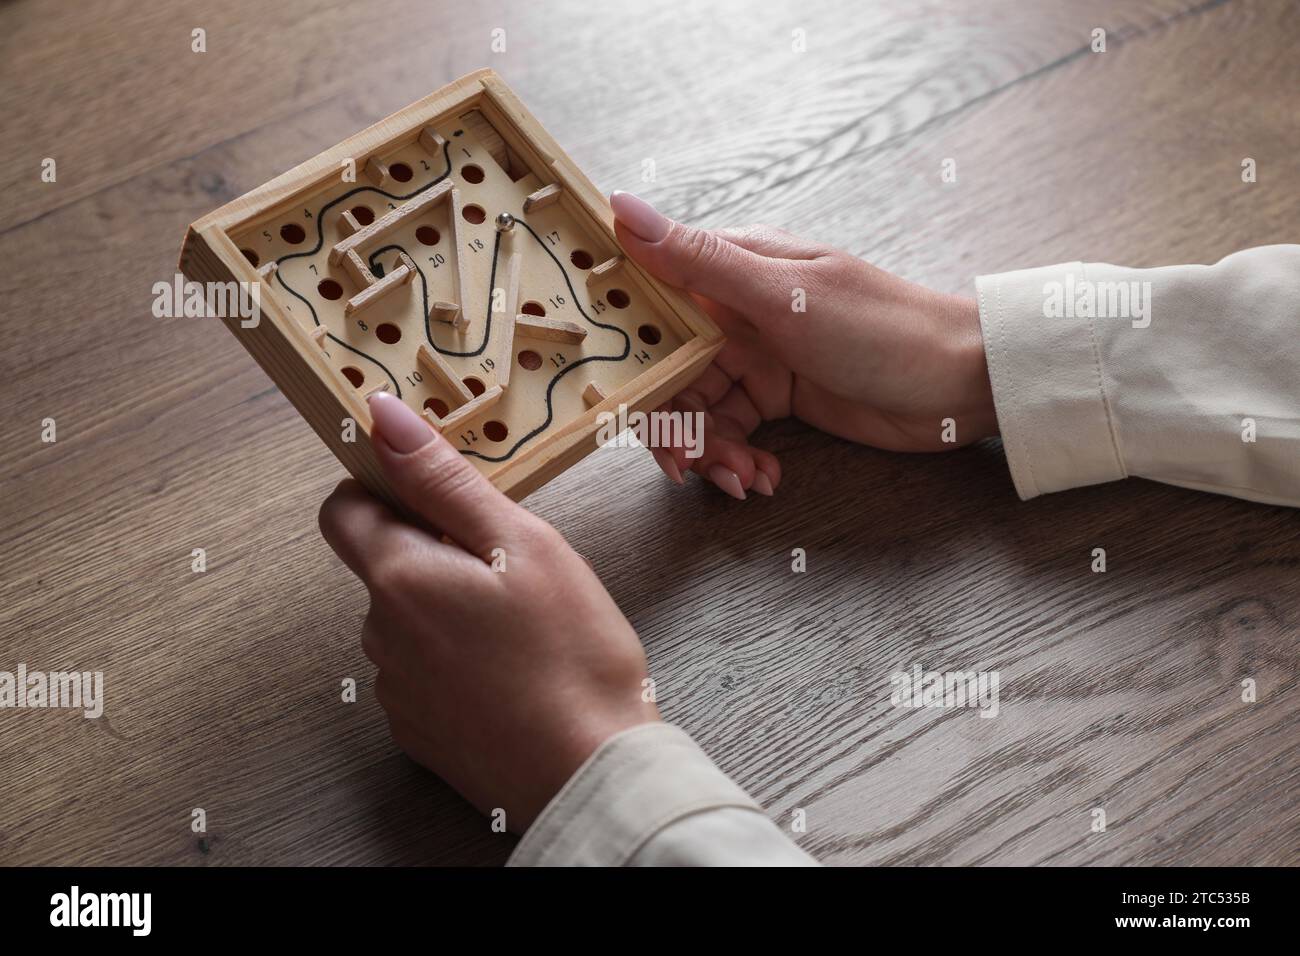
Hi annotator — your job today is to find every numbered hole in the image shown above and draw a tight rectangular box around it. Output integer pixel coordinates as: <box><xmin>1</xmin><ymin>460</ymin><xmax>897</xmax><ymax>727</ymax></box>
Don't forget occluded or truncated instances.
<box><xmin>607</xmin><ymin>288</ymin><xmax>631</xmax><ymax>309</ymax></box>
<box><xmin>517</xmin><ymin>349</ymin><xmax>542</xmax><ymax>371</ymax></box>
<box><xmin>424</xmin><ymin>397</ymin><xmax>449</xmax><ymax>418</ymax></box>
<box><xmin>463</xmin><ymin>376</ymin><xmax>486</xmax><ymax>397</ymax></box>
<box><xmin>416</xmin><ymin>225</ymin><xmax>441</xmax><ymax>246</ymax></box>
<box><xmin>390</xmin><ymin>162</ymin><xmax>413</xmax><ymax>183</ymax></box>
<box><xmin>570</xmin><ymin>249</ymin><xmax>594</xmax><ymax>270</ymax></box>
<box><xmin>483</xmin><ymin>420</ymin><xmax>509</xmax><ymax>443</ymax></box>
<box><xmin>341</xmin><ymin>366</ymin><xmax>364</xmax><ymax>388</ymax></box>
<box><xmin>521</xmin><ymin>300</ymin><xmax>546</xmax><ymax>317</ymax></box>
<box><xmin>461</xmin><ymin>164</ymin><xmax>485</xmax><ymax>184</ymax></box>
<box><xmin>317</xmin><ymin>278</ymin><xmax>343</xmax><ymax>300</ymax></box>
<box><xmin>375</xmin><ymin>322</ymin><xmax>401</xmax><ymax>344</ymax></box>
<box><xmin>351</xmin><ymin>205</ymin><xmax>375</xmax><ymax>226</ymax></box>
<box><xmin>241</xmin><ymin>248</ymin><xmax>260</xmax><ymax>266</ymax></box>
<box><xmin>280</xmin><ymin>223</ymin><xmax>306</xmax><ymax>244</ymax></box>
<box><xmin>637</xmin><ymin>324</ymin><xmax>662</xmax><ymax>346</ymax></box>
<box><xmin>462</xmin><ymin>203</ymin><xmax>486</xmax><ymax>225</ymax></box>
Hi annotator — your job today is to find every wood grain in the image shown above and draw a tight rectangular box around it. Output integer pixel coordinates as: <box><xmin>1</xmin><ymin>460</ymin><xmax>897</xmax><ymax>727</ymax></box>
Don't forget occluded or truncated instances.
<box><xmin>0</xmin><ymin>0</ymin><xmax>1296</xmax><ymax>866</ymax></box>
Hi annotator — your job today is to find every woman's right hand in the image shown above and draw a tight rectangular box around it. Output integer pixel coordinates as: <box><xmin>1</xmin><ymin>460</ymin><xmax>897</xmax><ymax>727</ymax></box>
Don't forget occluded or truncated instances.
<box><xmin>610</xmin><ymin>191</ymin><xmax>999</xmax><ymax>499</ymax></box>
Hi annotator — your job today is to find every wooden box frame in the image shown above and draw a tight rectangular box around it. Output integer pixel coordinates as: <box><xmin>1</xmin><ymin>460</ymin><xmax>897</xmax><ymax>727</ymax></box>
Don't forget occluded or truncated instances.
<box><xmin>180</xmin><ymin>69</ymin><xmax>722</xmax><ymax>502</ymax></box>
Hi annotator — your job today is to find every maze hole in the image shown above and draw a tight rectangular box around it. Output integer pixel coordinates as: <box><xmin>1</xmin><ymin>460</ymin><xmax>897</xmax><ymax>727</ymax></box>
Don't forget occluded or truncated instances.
<box><xmin>342</xmin><ymin>366</ymin><xmax>364</xmax><ymax>388</ymax></box>
<box><xmin>463</xmin><ymin>376</ymin><xmax>486</xmax><ymax>397</ymax></box>
<box><xmin>518</xmin><ymin>349</ymin><xmax>542</xmax><ymax>371</ymax></box>
<box><xmin>424</xmin><ymin>397</ymin><xmax>449</xmax><ymax>418</ymax></box>
<box><xmin>461</xmin><ymin>164</ymin><xmax>485</xmax><ymax>184</ymax></box>
<box><xmin>638</xmin><ymin>324</ymin><xmax>662</xmax><ymax>346</ymax></box>
<box><xmin>570</xmin><ymin>249</ymin><xmax>594</xmax><ymax>270</ymax></box>
<box><xmin>351</xmin><ymin>205</ymin><xmax>375</xmax><ymax>226</ymax></box>
<box><xmin>317</xmin><ymin>278</ymin><xmax>343</xmax><ymax>300</ymax></box>
<box><xmin>390</xmin><ymin>162</ymin><xmax>413</xmax><ymax>183</ymax></box>
<box><xmin>462</xmin><ymin>203</ymin><xmax>486</xmax><ymax>225</ymax></box>
<box><xmin>241</xmin><ymin>248</ymin><xmax>259</xmax><ymax>266</ymax></box>
<box><xmin>521</xmin><ymin>300</ymin><xmax>546</xmax><ymax>317</ymax></box>
<box><xmin>483</xmin><ymin>420</ymin><xmax>509</xmax><ymax>443</ymax></box>
<box><xmin>280</xmin><ymin>223</ymin><xmax>306</xmax><ymax>244</ymax></box>
<box><xmin>376</xmin><ymin>323</ymin><xmax>401</xmax><ymax>344</ymax></box>
<box><xmin>416</xmin><ymin>225</ymin><xmax>441</xmax><ymax>246</ymax></box>
<box><xmin>607</xmin><ymin>288</ymin><xmax>631</xmax><ymax>309</ymax></box>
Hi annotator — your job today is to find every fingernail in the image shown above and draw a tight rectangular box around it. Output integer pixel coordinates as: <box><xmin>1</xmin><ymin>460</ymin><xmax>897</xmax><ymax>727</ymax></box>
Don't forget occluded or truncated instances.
<box><xmin>610</xmin><ymin>191</ymin><xmax>672</xmax><ymax>243</ymax></box>
<box><xmin>673</xmin><ymin>394</ymin><xmax>714</xmax><ymax>431</ymax></box>
<box><xmin>653</xmin><ymin>448</ymin><xmax>684</xmax><ymax>485</ymax></box>
<box><xmin>751</xmin><ymin>470</ymin><xmax>774</xmax><ymax>496</ymax></box>
<box><xmin>368</xmin><ymin>392</ymin><xmax>435</xmax><ymax>454</ymax></box>
<box><xmin>707</xmin><ymin>464</ymin><xmax>746</xmax><ymax>501</ymax></box>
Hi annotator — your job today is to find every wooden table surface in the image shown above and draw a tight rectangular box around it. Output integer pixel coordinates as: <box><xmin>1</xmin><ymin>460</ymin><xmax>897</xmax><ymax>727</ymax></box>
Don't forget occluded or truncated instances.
<box><xmin>1</xmin><ymin>0</ymin><xmax>1296</xmax><ymax>866</ymax></box>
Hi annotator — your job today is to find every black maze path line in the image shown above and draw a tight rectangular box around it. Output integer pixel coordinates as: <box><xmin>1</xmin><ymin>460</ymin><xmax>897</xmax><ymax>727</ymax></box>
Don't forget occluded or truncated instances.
<box><xmin>270</xmin><ymin>139</ymin><xmax>455</xmax><ymax>398</ymax></box>
<box><xmin>271</xmin><ymin>143</ymin><xmax>634</xmax><ymax>463</ymax></box>
<box><xmin>458</xmin><ymin>218</ymin><xmax>631</xmax><ymax>463</ymax></box>
<box><xmin>369</xmin><ymin>219</ymin><xmax>631</xmax><ymax>462</ymax></box>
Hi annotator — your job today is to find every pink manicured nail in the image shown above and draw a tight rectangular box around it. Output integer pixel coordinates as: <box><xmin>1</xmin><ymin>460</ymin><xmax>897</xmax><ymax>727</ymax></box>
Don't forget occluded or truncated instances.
<box><xmin>651</xmin><ymin>447</ymin><xmax>684</xmax><ymax>485</ymax></box>
<box><xmin>751</xmin><ymin>470</ymin><xmax>774</xmax><ymax>496</ymax></box>
<box><xmin>707</xmin><ymin>464</ymin><xmax>746</xmax><ymax>500</ymax></box>
<box><xmin>368</xmin><ymin>392</ymin><xmax>435</xmax><ymax>454</ymax></box>
<box><xmin>610</xmin><ymin>191</ymin><xmax>672</xmax><ymax>243</ymax></box>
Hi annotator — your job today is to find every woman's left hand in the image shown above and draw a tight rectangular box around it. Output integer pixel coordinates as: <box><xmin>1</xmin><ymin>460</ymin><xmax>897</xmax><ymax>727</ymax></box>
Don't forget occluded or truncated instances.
<box><xmin>319</xmin><ymin>392</ymin><xmax>660</xmax><ymax>831</ymax></box>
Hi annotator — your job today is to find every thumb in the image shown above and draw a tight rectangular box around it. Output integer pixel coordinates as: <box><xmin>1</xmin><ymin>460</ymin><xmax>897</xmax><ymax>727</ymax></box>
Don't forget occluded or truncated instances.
<box><xmin>610</xmin><ymin>191</ymin><xmax>794</xmax><ymax>319</ymax></box>
<box><xmin>366</xmin><ymin>391</ymin><xmax>516</xmax><ymax>559</ymax></box>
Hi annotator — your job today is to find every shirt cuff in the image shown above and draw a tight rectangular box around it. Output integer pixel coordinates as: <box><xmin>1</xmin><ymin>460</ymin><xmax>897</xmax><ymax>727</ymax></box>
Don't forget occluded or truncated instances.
<box><xmin>507</xmin><ymin>722</ymin><xmax>767</xmax><ymax>867</ymax></box>
<box><xmin>976</xmin><ymin>262</ymin><xmax>1127</xmax><ymax>499</ymax></box>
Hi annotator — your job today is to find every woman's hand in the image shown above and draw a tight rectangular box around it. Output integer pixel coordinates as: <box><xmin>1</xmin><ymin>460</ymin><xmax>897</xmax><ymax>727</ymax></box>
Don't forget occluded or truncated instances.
<box><xmin>319</xmin><ymin>392</ymin><xmax>659</xmax><ymax>831</ymax></box>
<box><xmin>610</xmin><ymin>191</ymin><xmax>998</xmax><ymax>499</ymax></box>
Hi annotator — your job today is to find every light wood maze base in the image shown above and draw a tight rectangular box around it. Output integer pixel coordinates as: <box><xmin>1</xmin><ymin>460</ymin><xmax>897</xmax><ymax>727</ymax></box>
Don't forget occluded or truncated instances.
<box><xmin>180</xmin><ymin>69</ymin><xmax>722</xmax><ymax>502</ymax></box>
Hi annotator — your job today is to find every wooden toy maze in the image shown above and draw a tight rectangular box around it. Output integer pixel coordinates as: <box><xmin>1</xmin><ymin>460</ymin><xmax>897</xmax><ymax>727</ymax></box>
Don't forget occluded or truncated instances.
<box><xmin>180</xmin><ymin>70</ymin><xmax>722</xmax><ymax>502</ymax></box>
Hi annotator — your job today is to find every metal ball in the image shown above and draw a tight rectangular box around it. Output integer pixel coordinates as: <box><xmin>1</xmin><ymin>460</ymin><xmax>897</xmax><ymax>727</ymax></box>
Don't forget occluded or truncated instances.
<box><xmin>495</xmin><ymin>212</ymin><xmax>516</xmax><ymax>233</ymax></box>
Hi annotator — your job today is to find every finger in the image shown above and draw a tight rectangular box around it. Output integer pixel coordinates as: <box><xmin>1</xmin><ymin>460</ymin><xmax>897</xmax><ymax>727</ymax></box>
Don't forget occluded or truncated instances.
<box><xmin>321</xmin><ymin>480</ymin><xmax>476</xmax><ymax>608</ymax></box>
<box><xmin>686</xmin><ymin>427</ymin><xmax>760</xmax><ymax>500</ymax></box>
<box><xmin>360</xmin><ymin>608</ymin><xmax>401</xmax><ymax>672</ymax></box>
<box><xmin>684</xmin><ymin>385</ymin><xmax>784</xmax><ymax>497</ymax></box>
<box><xmin>709</xmin><ymin>381</ymin><xmax>764</xmax><ymax>438</ymax></box>
<box><xmin>374</xmin><ymin>669</ymin><xmax>448</xmax><ymax>754</ymax></box>
<box><xmin>374</xmin><ymin>670</ymin><xmax>437</xmax><ymax>753</ymax></box>
<box><xmin>750</xmin><ymin>446</ymin><xmax>781</xmax><ymax>495</ymax></box>
<box><xmin>714</xmin><ymin>225</ymin><xmax>830</xmax><ymax>261</ymax></box>
<box><xmin>647</xmin><ymin>404</ymin><xmax>684</xmax><ymax>485</ymax></box>
<box><xmin>667</xmin><ymin>366</ymin><xmax>763</xmax><ymax>446</ymax></box>
<box><xmin>649</xmin><ymin>446</ymin><xmax>682</xmax><ymax>484</ymax></box>
<box><xmin>367</xmin><ymin>392</ymin><xmax>520</xmax><ymax>560</ymax></box>
<box><xmin>656</xmin><ymin>370</ymin><xmax>742</xmax><ymax>477</ymax></box>
<box><xmin>694</xmin><ymin>439</ymin><xmax>780</xmax><ymax>497</ymax></box>
<box><xmin>647</xmin><ymin>392</ymin><xmax>782</xmax><ymax>498</ymax></box>
<box><xmin>690</xmin><ymin>294</ymin><xmax>762</xmax><ymax>348</ymax></box>
<box><xmin>384</xmin><ymin>710</ymin><xmax>441</xmax><ymax>769</ymax></box>
<box><xmin>610</xmin><ymin>191</ymin><xmax>797</xmax><ymax>319</ymax></box>
<box><xmin>675</xmin><ymin>363</ymin><xmax>736</xmax><ymax>414</ymax></box>
<box><xmin>319</xmin><ymin>479</ymin><xmax>425</xmax><ymax>581</ymax></box>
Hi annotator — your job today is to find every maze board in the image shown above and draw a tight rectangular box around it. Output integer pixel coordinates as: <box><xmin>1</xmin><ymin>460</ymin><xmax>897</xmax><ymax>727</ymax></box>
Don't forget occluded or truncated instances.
<box><xmin>180</xmin><ymin>70</ymin><xmax>722</xmax><ymax>502</ymax></box>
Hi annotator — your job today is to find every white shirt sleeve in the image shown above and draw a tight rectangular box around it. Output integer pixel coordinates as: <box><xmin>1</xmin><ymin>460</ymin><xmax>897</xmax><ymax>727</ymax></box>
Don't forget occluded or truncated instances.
<box><xmin>977</xmin><ymin>245</ymin><xmax>1300</xmax><ymax>507</ymax></box>
<box><xmin>507</xmin><ymin>723</ymin><xmax>817</xmax><ymax>867</ymax></box>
